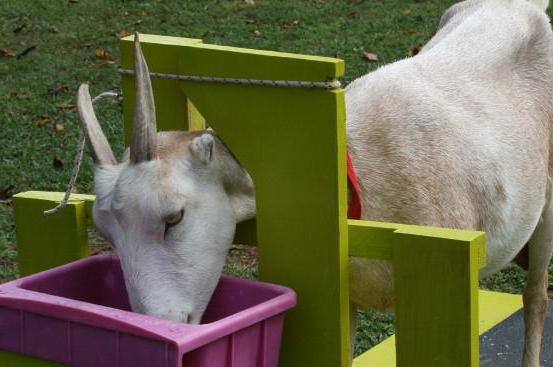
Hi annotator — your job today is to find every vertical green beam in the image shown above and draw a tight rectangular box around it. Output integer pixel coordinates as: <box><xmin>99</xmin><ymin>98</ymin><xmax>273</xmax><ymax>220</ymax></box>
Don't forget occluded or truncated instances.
<box><xmin>120</xmin><ymin>35</ymin><xmax>205</xmax><ymax>145</ymax></box>
<box><xmin>392</xmin><ymin>227</ymin><xmax>484</xmax><ymax>367</ymax></box>
<box><xmin>120</xmin><ymin>35</ymin><xmax>349</xmax><ymax>367</ymax></box>
<box><xmin>13</xmin><ymin>192</ymin><xmax>93</xmax><ymax>276</ymax></box>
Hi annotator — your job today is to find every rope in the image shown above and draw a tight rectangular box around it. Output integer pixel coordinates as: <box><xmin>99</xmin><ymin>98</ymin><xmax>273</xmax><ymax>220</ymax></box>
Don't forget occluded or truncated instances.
<box><xmin>118</xmin><ymin>69</ymin><xmax>342</xmax><ymax>90</ymax></box>
<box><xmin>44</xmin><ymin>70</ymin><xmax>340</xmax><ymax>216</ymax></box>
<box><xmin>43</xmin><ymin>92</ymin><xmax>120</xmax><ymax>216</ymax></box>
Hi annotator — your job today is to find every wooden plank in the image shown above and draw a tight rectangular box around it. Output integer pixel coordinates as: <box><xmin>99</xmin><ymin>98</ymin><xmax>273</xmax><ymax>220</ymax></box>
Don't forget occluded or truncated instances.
<box><xmin>120</xmin><ymin>34</ymin><xmax>350</xmax><ymax>367</ymax></box>
<box><xmin>13</xmin><ymin>192</ymin><xmax>90</xmax><ymax>276</ymax></box>
<box><xmin>0</xmin><ymin>350</ymin><xmax>67</xmax><ymax>367</ymax></box>
<box><xmin>392</xmin><ymin>227</ymin><xmax>484</xmax><ymax>367</ymax></box>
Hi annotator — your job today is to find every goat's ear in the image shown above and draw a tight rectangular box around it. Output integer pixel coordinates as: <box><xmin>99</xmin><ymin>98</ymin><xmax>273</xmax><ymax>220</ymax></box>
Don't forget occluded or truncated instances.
<box><xmin>190</xmin><ymin>134</ymin><xmax>214</xmax><ymax>164</ymax></box>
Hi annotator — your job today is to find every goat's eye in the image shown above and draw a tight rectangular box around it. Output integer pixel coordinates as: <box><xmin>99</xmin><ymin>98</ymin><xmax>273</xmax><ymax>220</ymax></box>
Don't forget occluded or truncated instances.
<box><xmin>164</xmin><ymin>209</ymin><xmax>184</xmax><ymax>233</ymax></box>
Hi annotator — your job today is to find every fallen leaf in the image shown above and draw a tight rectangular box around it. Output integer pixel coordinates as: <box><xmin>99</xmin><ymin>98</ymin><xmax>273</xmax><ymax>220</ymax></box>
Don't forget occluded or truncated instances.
<box><xmin>362</xmin><ymin>51</ymin><xmax>379</xmax><ymax>62</ymax></box>
<box><xmin>347</xmin><ymin>11</ymin><xmax>359</xmax><ymax>18</ymax></box>
<box><xmin>48</xmin><ymin>85</ymin><xmax>68</xmax><ymax>96</ymax></box>
<box><xmin>53</xmin><ymin>122</ymin><xmax>64</xmax><ymax>132</ymax></box>
<box><xmin>137</xmin><ymin>10</ymin><xmax>147</xmax><ymax>16</ymax></box>
<box><xmin>281</xmin><ymin>20</ymin><xmax>299</xmax><ymax>29</ymax></box>
<box><xmin>53</xmin><ymin>158</ymin><xmax>64</xmax><ymax>170</ymax></box>
<box><xmin>105</xmin><ymin>59</ymin><xmax>116</xmax><ymax>64</ymax></box>
<box><xmin>47</xmin><ymin>24</ymin><xmax>59</xmax><ymax>33</ymax></box>
<box><xmin>244</xmin><ymin>0</ymin><xmax>255</xmax><ymax>4</ymax></box>
<box><xmin>57</xmin><ymin>104</ymin><xmax>77</xmax><ymax>111</ymax></box>
<box><xmin>62</xmin><ymin>48</ymin><xmax>73</xmax><ymax>55</ymax></box>
<box><xmin>403</xmin><ymin>9</ymin><xmax>412</xmax><ymax>15</ymax></box>
<box><xmin>117</xmin><ymin>29</ymin><xmax>131</xmax><ymax>38</ymax></box>
<box><xmin>16</xmin><ymin>45</ymin><xmax>36</xmax><ymax>59</ymax></box>
<box><xmin>244</xmin><ymin>18</ymin><xmax>270</xmax><ymax>25</ymax></box>
<box><xmin>0</xmin><ymin>185</ymin><xmax>14</xmax><ymax>201</ymax></box>
<box><xmin>409</xmin><ymin>44</ymin><xmax>423</xmax><ymax>57</ymax></box>
<box><xmin>13</xmin><ymin>23</ymin><xmax>26</xmax><ymax>33</ymax></box>
<box><xmin>121</xmin><ymin>11</ymin><xmax>129</xmax><ymax>16</ymax></box>
<box><xmin>35</xmin><ymin>117</ymin><xmax>51</xmax><ymax>127</ymax></box>
<box><xmin>251</xmin><ymin>29</ymin><xmax>262</xmax><ymax>37</ymax></box>
<box><xmin>95</xmin><ymin>48</ymin><xmax>108</xmax><ymax>59</ymax></box>
<box><xmin>0</xmin><ymin>49</ymin><xmax>15</xmax><ymax>57</ymax></box>
<box><xmin>10</xmin><ymin>91</ymin><xmax>28</xmax><ymax>98</ymax></box>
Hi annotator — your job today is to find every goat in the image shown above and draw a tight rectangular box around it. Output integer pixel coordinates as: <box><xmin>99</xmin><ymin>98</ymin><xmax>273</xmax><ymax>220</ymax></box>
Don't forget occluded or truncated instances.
<box><xmin>78</xmin><ymin>0</ymin><xmax>553</xmax><ymax>365</ymax></box>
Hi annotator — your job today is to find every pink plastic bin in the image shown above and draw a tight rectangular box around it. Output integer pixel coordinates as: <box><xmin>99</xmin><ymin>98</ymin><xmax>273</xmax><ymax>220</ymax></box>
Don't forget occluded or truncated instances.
<box><xmin>0</xmin><ymin>255</ymin><xmax>296</xmax><ymax>367</ymax></box>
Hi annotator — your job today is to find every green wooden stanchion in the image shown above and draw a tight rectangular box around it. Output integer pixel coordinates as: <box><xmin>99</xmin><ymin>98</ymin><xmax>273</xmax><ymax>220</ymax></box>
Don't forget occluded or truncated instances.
<box><xmin>13</xmin><ymin>191</ymin><xmax>93</xmax><ymax>276</ymax></box>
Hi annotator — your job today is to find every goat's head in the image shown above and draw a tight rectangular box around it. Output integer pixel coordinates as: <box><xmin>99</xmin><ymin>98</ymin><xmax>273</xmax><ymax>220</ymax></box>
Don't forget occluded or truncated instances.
<box><xmin>77</xmin><ymin>34</ymin><xmax>255</xmax><ymax>324</ymax></box>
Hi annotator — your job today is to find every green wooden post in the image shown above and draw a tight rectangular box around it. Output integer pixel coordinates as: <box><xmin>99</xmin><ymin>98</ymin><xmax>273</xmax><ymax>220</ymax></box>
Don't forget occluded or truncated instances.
<box><xmin>120</xmin><ymin>35</ymin><xmax>350</xmax><ymax>367</ymax></box>
<box><xmin>393</xmin><ymin>227</ymin><xmax>484</xmax><ymax>367</ymax></box>
<box><xmin>348</xmin><ymin>220</ymin><xmax>485</xmax><ymax>367</ymax></box>
<box><xmin>13</xmin><ymin>191</ymin><xmax>94</xmax><ymax>276</ymax></box>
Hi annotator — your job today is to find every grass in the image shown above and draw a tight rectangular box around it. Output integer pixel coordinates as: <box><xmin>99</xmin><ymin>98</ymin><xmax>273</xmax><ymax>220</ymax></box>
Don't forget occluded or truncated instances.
<box><xmin>1</xmin><ymin>0</ymin><xmax>552</xmax><ymax>357</ymax></box>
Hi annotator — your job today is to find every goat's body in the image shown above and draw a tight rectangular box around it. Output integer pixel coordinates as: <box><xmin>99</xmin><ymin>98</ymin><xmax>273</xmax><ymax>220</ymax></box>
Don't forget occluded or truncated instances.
<box><xmin>347</xmin><ymin>0</ymin><xmax>553</xmax><ymax>313</ymax></box>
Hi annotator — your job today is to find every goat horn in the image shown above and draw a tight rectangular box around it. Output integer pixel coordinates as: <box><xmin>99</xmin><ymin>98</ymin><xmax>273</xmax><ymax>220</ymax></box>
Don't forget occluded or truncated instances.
<box><xmin>130</xmin><ymin>32</ymin><xmax>157</xmax><ymax>164</ymax></box>
<box><xmin>77</xmin><ymin>83</ymin><xmax>117</xmax><ymax>165</ymax></box>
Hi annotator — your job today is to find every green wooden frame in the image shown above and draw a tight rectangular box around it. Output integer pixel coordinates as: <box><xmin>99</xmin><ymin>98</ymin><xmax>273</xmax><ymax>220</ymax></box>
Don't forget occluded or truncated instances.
<box><xmin>9</xmin><ymin>34</ymin><xmax>486</xmax><ymax>367</ymax></box>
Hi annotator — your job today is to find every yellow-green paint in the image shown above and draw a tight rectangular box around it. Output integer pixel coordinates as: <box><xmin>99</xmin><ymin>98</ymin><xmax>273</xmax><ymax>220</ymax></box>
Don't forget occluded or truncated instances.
<box><xmin>392</xmin><ymin>228</ymin><xmax>484</xmax><ymax>367</ymax></box>
<box><xmin>0</xmin><ymin>350</ymin><xmax>67</xmax><ymax>367</ymax></box>
<box><xmin>13</xmin><ymin>191</ymin><xmax>92</xmax><ymax>276</ymax></box>
<box><xmin>353</xmin><ymin>291</ymin><xmax>523</xmax><ymax>367</ymax></box>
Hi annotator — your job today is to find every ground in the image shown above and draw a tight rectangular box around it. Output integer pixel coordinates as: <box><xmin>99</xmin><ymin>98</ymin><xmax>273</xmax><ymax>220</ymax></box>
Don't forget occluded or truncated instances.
<box><xmin>1</xmin><ymin>0</ymin><xmax>552</xmax><ymax>357</ymax></box>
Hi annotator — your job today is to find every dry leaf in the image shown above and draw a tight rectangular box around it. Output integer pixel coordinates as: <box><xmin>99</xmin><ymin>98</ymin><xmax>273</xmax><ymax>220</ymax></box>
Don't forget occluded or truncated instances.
<box><xmin>35</xmin><ymin>117</ymin><xmax>51</xmax><ymax>127</ymax></box>
<box><xmin>409</xmin><ymin>44</ymin><xmax>423</xmax><ymax>57</ymax></box>
<box><xmin>251</xmin><ymin>30</ymin><xmax>262</xmax><ymax>37</ymax></box>
<box><xmin>53</xmin><ymin>122</ymin><xmax>64</xmax><ymax>132</ymax></box>
<box><xmin>53</xmin><ymin>158</ymin><xmax>64</xmax><ymax>170</ymax></box>
<box><xmin>117</xmin><ymin>29</ymin><xmax>131</xmax><ymax>38</ymax></box>
<box><xmin>106</xmin><ymin>59</ymin><xmax>116</xmax><ymax>65</ymax></box>
<box><xmin>347</xmin><ymin>11</ymin><xmax>359</xmax><ymax>18</ymax></box>
<box><xmin>0</xmin><ymin>185</ymin><xmax>14</xmax><ymax>201</ymax></box>
<box><xmin>48</xmin><ymin>85</ymin><xmax>68</xmax><ymax>96</ymax></box>
<box><xmin>137</xmin><ymin>10</ymin><xmax>147</xmax><ymax>16</ymax></box>
<box><xmin>16</xmin><ymin>45</ymin><xmax>36</xmax><ymax>59</ymax></box>
<box><xmin>0</xmin><ymin>49</ymin><xmax>15</xmax><ymax>57</ymax></box>
<box><xmin>281</xmin><ymin>20</ymin><xmax>299</xmax><ymax>28</ymax></box>
<box><xmin>57</xmin><ymin>104</ymin><xmax>77</xmax><ymax>111</ymax></box>
<box><xmin>362</xmin><ymin>51</ymin><xmax>379</xmax><ymax>62</ymax></box>
<box><xmin>47</xmin><ymin>24</ymin><xmax>59</xmax><ymax>33</ymax></box>
<box><xmin>13</xmin><ymin>23</ymin><xmax>26</xmax><ymax>34</ymax></box>
<box><xmin>244</xmin><ymin>18</ymin><xmax>270</xmax><ymax>25</ymax></box>
<box><xmin>95</xmin><ymin>48</ymin><xmax>108</xmax><ymax>59</ymax></box>
<box><xmin>62</xmin><ymin>48</ymin><xmax>72</xmax><ymax>55</ymax></box>
<box><xmin>403</xmin><ymin>9</ymin><xmax>412</xmax><ymax>15</ymax></box>
<box><xmin>244</xmin><ymin>0</ymin><xmax>255</xmax><ymax>4</ymax></box>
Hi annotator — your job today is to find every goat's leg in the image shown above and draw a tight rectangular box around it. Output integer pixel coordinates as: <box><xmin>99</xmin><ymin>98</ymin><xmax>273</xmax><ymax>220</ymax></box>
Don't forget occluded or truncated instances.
<box><xmin>522</xmin><ymin>195</ymin><xmax>553</xmax><ymax>367</ymax></box>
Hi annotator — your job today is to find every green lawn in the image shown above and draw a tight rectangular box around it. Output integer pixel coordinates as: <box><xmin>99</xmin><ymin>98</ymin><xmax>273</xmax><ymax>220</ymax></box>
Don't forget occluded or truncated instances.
<box><xmin>1</xmin><ymin>0</ymin><xmax>551</xmax><ymax>357</ymax></box>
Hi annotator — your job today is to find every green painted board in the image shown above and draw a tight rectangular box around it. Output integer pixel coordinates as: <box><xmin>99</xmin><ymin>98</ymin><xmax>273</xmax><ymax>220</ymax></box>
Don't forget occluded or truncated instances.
<box><xmin>392</xmin><ymin>227</ymin><xmax>485</xmax><ymax>367</ymax></box>
<box><xmin>13</xmin><ymin>191</ymin><xmax>92</xmax><ymax>276</ymax></box>
<box><xmin>0</xmin><ymin>350</ymin><xmax>67</xmax><ymax>367</ymax></box>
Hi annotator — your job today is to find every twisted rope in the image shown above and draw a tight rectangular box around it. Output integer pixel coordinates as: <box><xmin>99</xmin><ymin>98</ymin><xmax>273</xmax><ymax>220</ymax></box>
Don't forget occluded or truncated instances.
<box><xmin>119</xmin><ymin>69</ymin><xmax>342</xmax><ymax>90</ymax></box>
<box><xmin>43</xmin><ymin>92</ymin><xmax>120</xmax><ymax>216</ymax></box>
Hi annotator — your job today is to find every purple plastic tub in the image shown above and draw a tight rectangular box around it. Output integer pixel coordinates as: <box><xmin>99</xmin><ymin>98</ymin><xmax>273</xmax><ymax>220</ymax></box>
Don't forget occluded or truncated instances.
<box><xmin>0</xmin><ymin>255</ymin><xmax>296</xmax><ymax>367</ymax></box>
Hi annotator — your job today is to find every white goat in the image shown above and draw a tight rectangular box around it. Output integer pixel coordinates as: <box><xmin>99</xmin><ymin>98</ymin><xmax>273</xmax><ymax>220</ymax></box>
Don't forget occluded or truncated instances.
<box><xmin>78</xmin><ymin>1</ymin><xmax>553</xmax><ymax>365</ymax></box>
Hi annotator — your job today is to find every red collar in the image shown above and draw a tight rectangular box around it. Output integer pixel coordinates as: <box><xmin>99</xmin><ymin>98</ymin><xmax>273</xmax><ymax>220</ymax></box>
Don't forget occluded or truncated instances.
<box><xmin>346</xmin><ymin>152</ymin><xmax>362</xmax><ymax>219</ymax></box>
